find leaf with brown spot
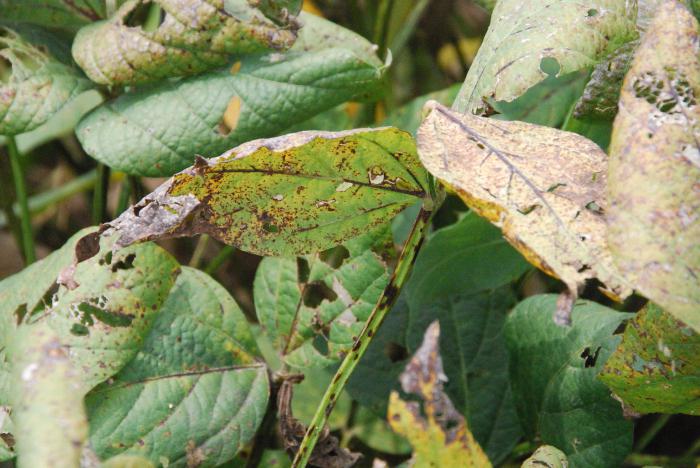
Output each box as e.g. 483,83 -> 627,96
522,446 -> 568,468
102,127 -> 429,257
417,101 -> 631,323
71,0 -> 300,85
607,0 -> 700,332
387,321 -> 492,468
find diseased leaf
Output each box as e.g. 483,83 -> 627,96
101,127 -> 428,257
0,0 -> 110,32
76,13 -> 386,177
574,40 -> 638,120
607,0 -> 700,331
0,229 -> 180,466
505,295 -> 633,468
388,322 -> 492,468
599,303 -> 700,415
492,71 -> 589,127
72,0 -> 300,85
417,102 -> 631,323
406,288 -> 521,465
86,267 -> 269,466
522,446 -> 568,468
254,226 -> 394,368
452,0 -> 637,114
0,26 -> 92,136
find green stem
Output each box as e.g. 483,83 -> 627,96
0,150 -> 22,249
373,0 -> 394,60
634,414 -> 672,452
204,245 -> 235,275
291,205 -> 434,468
7,137 -> 35,264
389,0 -> 430,57
115,176 -> 132,216
189,234 -> 210,268
92,163 -> 109,224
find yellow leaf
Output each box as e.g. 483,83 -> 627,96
387,322 -> 491,468
417,101 -> 632,323
607,0 -> 700,332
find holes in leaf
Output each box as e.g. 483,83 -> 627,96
385,341 -> 408,363
303,281 -> 337,308
75,232 -> 101,263
70,323 -> 89,336
13,304 -> 27,326
318,245 -> 350,269
77,301 -> 134,328
539,57 -> 560,77
262,222 -> 279,233
297,257 -> 310,284
580,346 -> 602,368
111,253 -> 136,272
0,433 -> 15,449
587,8 -> 598,17
0,55 -> 12,83
124,1 -> 165,32
632,69 -> 696,114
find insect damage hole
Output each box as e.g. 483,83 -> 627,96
539,57 -> 561,77
124,0 -> 166,32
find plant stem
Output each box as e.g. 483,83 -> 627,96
7,137 -> 35,264
115,175 -> 132,216
291,205 -> 434,468
204,245 -> 235,275
0,150 -> 22,250
634,414 -> 672,452
189,234 -> 210,268
92,163 -> 108,224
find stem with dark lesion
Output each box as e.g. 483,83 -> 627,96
290,197 -> 437,468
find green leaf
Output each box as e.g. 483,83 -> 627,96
406,212 -> 530,309
382,84 -> 461,136
102,126 -> 428,257
599,303 -> 700,415
254,226 -> 395,368
492,71 -> 589,127
72,0 -> 300,85
573,40 -> 638,120
607,0 -> 700,332
86,267 -> 269,466
0,0 -> 110,32
76,13 -> 386,177
522,446 -> 568,468
504,295 -> 633,468
452,0 -> 637,114
0,26 -> 92,136
406,288 -> 522,465
0,229 -> 180,465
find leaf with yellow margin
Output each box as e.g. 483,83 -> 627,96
607,0 -> 700,332
388,321 -> 491,468
417,101 -> 631,323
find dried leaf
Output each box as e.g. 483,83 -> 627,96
522,446 -> 568,468
72,0 -> 301,85
387,322 -> 492,468
599,303 -> 700,415
417,101 -> 631,322
452,0 -> 638,114
607,0 -> 700,331
0,27 -> 92,135
101,127 -> 428,257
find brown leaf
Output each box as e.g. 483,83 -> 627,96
387,321 -> 491,467
417,101 -> 632,323
607,0 -> 700,332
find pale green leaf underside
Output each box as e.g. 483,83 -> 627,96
86,267 -> 268,466
0,0 -> 110,32
72,0 -> 300,85
76,13 -> 385,177
505,295 -> 633,468
453,0 -> 637,114
0,27 -> 92,136
599,303 -> 700,415
103,126 -> 427,257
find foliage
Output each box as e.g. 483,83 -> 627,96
0,0 -> 698,467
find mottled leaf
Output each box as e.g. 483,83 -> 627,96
0,26 -> 92,135
417,102 -> 631,322
406,288 -> 521,465
574,40 -> 638,120
254,226 -> 394,368
86,267 -> 269,466
0,229 -> 179,465
599,303 -> 700,415
388,322 -> 492,468
76,13 -> 386,176
522,446 -> 568,468
505,295 -> 633,468
452,0 -> 637,114
607,0 -> 700,331
72,0 -> 300,85
493,71 -> 589,127
0,0 -> 110,32
101,127 -> 428,257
